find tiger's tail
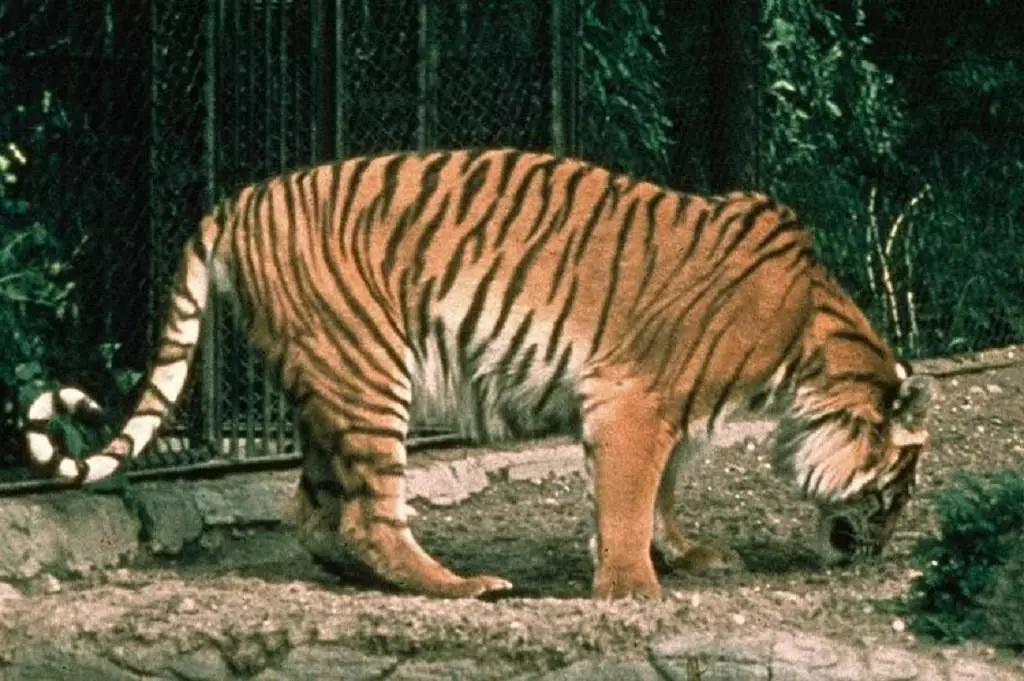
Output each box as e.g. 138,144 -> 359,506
24,213 -> 223,484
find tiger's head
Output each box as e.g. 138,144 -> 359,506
774,360 -> 933,566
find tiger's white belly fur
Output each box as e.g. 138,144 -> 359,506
408,292 -> 584,443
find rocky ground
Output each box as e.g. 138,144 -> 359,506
1,346 -> 1023,679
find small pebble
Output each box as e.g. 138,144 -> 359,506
731,613 -> 746,626
891,618 -> 906,634
40,574 -> 61,595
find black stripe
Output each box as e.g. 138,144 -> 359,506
273,177 -> 314,330
717,200 -> 776,262
432,319 -> 453,382
375,462 -> 406,476
338,157 -> 373,239
512,344 -> 537,387
678,310 -> 743,431
24,418 -> 51,432
545,277 -> 577,362
236,183 -> 269,316
487,215 -> 561,345
416,277 -> 436,356
494,158 -> 557,248
590,198 -> 639,358
706,342 -> 761,435
535,345 -> 572,415
681,208 -> 710,262
383,154 -> 451,278
143,383 -> 174,410
409,195 -> 451,282
547,230 -> 577,305
754,216 -> 803,251
573,183 -> 615,264
292,335 -> 410,416
299,471 -> 321,507
456,255 -> 503,365
438,235 -> 469,300
456,156 -> 492,223
830,328 -> 891,364
494,310 -> 534,377
371,516 -> 409,529
191,232 -> 208,261
379,153 -> 410,219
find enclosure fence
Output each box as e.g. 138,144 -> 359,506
0,0 -> 581,487
0,1 -> 1020,489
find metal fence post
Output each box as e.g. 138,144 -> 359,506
201,0 -> 221,453
311,1 -> 342,162
417,0 -> 439,150
550,0 -> 579,157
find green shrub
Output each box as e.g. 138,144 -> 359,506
906,470 -> 1024,648
578,0 -> 672,183
0,87 -> 77,435
0,78 -> 139,463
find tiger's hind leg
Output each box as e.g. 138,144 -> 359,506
293,418 -> 511,598
652,439 -> 743,574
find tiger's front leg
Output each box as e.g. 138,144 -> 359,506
582,374 -> 681,599
293,424 -> 511,598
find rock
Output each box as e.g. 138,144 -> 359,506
0,493 -> 140,580
253,646 -> 398,681
533,660 -> 662,681
133,486 -> 203,555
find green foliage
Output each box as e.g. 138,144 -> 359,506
906,471 -> 1024,648
761,0 -> 915,351
759,0 -> 1024,358
578,0 -> 672,182
0,84 -> 77,410
763,0 -> 905,185
0,74 -> 141,461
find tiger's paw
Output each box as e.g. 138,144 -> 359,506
434,574 -> 513,599
655,542 -> 744,575
592,563 -> 662,600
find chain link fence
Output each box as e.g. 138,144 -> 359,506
0,0 -> 577,486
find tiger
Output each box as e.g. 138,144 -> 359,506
24,148 -> 931,600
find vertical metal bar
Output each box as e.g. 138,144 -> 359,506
310,1 -> 323,161
550,0 -> 579,156
228,0 -> 241,461
311,1 -> 340,163
201,0 -> 220,456
244,1 -> 258,459
279,1 -> 288,166
279,0 -> 294,453
260,2 -> 275,458
417,0 -> 438,150
334,0 -> 347,158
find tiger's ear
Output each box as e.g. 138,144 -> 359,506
889,374 -> 933,447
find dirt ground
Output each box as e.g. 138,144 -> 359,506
12,345 -> 1024,675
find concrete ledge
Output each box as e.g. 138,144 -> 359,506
0,439 -> 592,580
0,426 -> 779,581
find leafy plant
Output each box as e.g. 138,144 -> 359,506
0,75 -> 140,464
0,85 -> 77,429
905,471 -> 1024,648
578,0 -> 672,182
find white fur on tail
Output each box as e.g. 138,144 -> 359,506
24,223 -> 216,485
